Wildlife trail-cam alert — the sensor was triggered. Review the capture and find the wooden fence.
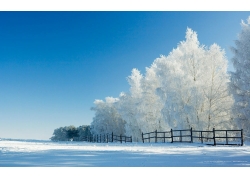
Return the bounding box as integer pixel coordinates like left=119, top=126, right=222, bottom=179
left=82, top=132, right=132, bottom=143
left=142, top=128, right=244, bottom=146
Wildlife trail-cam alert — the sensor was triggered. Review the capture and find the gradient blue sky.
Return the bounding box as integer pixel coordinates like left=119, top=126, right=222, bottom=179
left=1, top=11, right=250, bottom=140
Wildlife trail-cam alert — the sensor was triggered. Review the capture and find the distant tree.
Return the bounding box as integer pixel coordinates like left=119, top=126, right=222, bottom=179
left=50, top=127, right=68, bottom=141
left=66, top=125, right=79, bottom=141
left=50, top=125, right=91, bottom=141
left=230, top=16, right=250, bottom=138
left=77, top=125, right=91, bottom=140
left=90, top=97, right=126, bottom=135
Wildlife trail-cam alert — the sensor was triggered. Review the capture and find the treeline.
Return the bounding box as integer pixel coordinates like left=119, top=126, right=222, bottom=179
left=50, top=125, right=91, bottom=141
left=90, top=17, right=250, bottom=142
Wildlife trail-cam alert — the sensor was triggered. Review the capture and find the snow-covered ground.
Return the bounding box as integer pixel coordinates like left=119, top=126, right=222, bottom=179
left=1, top=139, right=250, bottom=167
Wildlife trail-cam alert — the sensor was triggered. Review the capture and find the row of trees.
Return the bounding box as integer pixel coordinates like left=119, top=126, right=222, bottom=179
left=50, top=125, right=91, bottom=141
left=90, top=17, right=250, bottom=142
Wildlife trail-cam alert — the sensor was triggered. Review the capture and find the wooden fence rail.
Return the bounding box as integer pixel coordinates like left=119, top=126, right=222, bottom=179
left=82, top=132, right=132, bottom=143
left=142, top=128, right=244, bottom=146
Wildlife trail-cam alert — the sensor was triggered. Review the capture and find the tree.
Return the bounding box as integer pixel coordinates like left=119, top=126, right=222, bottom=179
left=116, top=69, right=145, bottom=141
left=50, top=127, right=68, bottom=141
left=77, top=125, right=91, bottom=140
left=90, top=97, right=126, bottom=136
left=90, top=27, right=234, bottom=141
left=230, top=16, right=250, bottom=138
left=151, top=28, right=234, bottom=131
left=50, top=125, right=91, bottom=141
left=66, top=125, right=79, bottom=141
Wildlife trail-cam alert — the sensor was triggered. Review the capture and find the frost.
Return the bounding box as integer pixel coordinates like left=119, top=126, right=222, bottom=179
left=91, top=27, right=234, bottom=141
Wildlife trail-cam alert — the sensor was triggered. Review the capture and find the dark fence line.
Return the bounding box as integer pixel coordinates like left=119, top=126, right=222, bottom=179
left=81, top=132, right=132, bottom=143
left=142, top=128, right=244, bottom=146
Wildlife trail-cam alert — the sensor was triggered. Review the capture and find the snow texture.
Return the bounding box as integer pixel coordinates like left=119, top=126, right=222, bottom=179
left=1, top=139, right=250, bottom=167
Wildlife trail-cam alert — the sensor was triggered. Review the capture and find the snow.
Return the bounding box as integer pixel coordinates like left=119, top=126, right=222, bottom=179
left=1, top=139, right=249, bottom=180
left=1, top=139, right=250, bottom=167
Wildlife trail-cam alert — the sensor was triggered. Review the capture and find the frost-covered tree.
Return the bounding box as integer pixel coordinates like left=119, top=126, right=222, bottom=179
left=90, top=27, right=234, bottom=141
left=116, top=68, right=166, bottom=141
left=90, top=97, right=126, bottom=135
left=152, top=28, right=234, bottom=131
left=116, top=69, right=146, bottom=141
left=116, top=91, right=141, bottom=141
left=131, top=67, right=166, bottom=132
left=230, top=17, right=250, bottom=138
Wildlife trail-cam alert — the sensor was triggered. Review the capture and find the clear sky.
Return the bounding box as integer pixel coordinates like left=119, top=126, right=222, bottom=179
left=1, top=11, right=250, bottom=140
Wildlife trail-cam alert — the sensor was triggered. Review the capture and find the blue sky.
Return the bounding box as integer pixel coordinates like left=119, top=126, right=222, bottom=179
left=1, top=11, right=250, bottom=140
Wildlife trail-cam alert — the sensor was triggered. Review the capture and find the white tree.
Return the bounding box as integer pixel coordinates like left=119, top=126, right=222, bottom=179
left=136, top=67, right=167, bottom=132
left=90, top=27, right=234, bottom=142
left=201, top=44, right=234, bottom=130
left=115, top=69, right=144, bottom=141
left=230, top=16, right=250, bottom=138
left=116, top=68, right=167, bottom=141
left=90, top=97, right=126, bottom=135
left=151, top=28, right=234, bottom=131
left=116, top=92, right=141, bottom=141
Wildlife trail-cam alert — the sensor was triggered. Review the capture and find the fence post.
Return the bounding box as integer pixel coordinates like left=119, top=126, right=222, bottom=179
left=149, top=133, right=150, bottom=143
left=213, top=128, right=216, bottom=146
left=226, top=130, right=228, bottom=145
left=164, top=132, right=165, bottom=143
left=120, top=134, right=122, bottom=143
left=131, top=136, right=132, bottom=143
left=190, top=127, right=193, bottom=143
left=125, top=136, right=127, bottom=143
left=241, top=129, right=244, bottom=146
left=112, top=132, right=113, bottom=142
left=201, top=131, right=203, bottom=143
left=155, top=130, right=157, bottom=143
left=171, top=129, right=173, bottom=143
left=180, top=130, right=182, bottom=142
left=142, top=132, right=144, bottom=143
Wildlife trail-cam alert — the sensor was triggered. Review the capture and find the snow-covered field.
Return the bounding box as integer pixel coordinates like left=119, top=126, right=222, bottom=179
left=1, top=139, right=250, bottom=167
left=1, top=139, right=249, bottom=180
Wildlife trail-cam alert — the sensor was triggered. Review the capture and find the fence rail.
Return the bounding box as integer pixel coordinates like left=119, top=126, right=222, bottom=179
left=142, top=128, right=244, bottom=146
left=82, top=132, right=132, bottom=143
